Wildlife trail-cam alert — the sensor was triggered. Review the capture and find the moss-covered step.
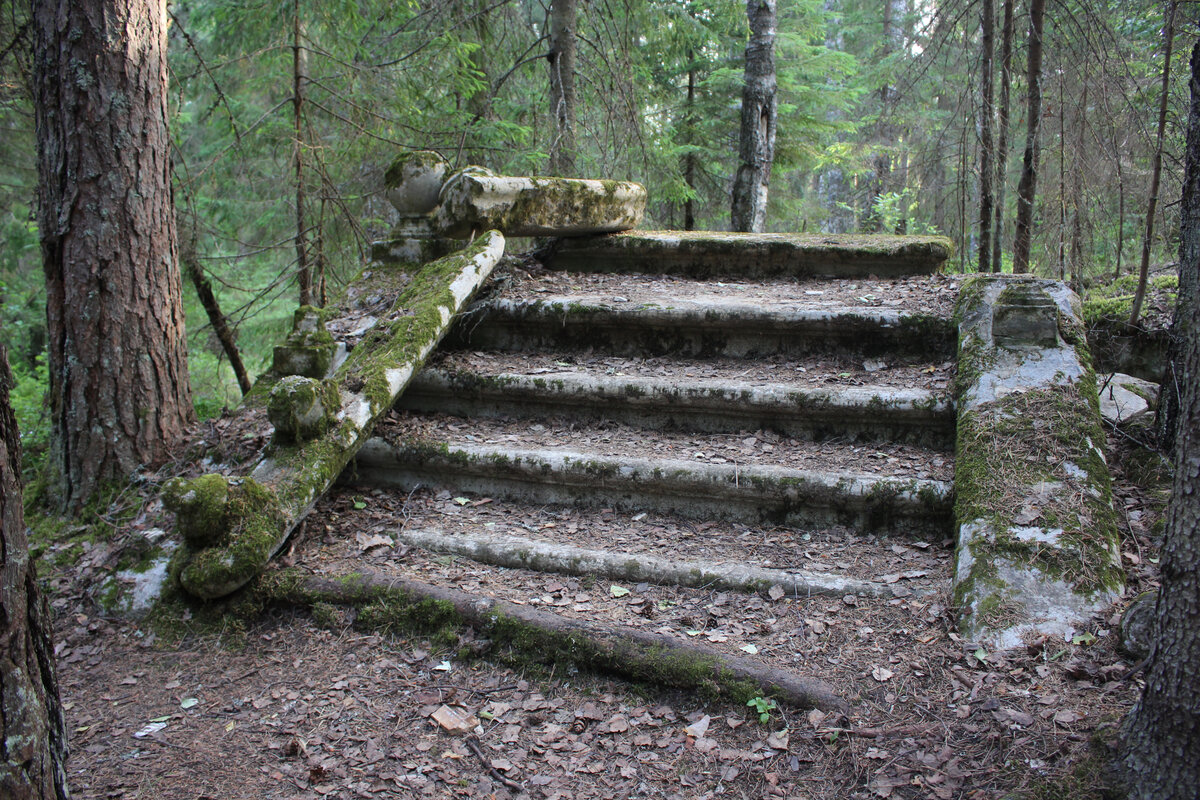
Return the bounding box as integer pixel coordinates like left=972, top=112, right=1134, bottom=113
left=544, top=231, right=954, bottom=279
left=444, top=296, right=955, bottom=360
left=400, top=367, right=954, bottom=449
left=952, top=275, right=1123, bottom=650
left=352, top=439, right=953, bottom=537
left=164, top=232, right=506, bottom=600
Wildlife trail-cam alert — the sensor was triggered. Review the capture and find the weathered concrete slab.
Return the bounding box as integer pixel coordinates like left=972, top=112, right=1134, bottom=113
left=433, top=170, right=646, bottom=238
left=353, top=439, right=953, bottom=537
left=952, top=276, right=1123, bottom=650
left=545, top=231, right=954, bottom=279
left=446, top=296, right=955, bottom=360
left=164, top=232, right=506, bottom=599
left=401, top=368, right=954, bottom=448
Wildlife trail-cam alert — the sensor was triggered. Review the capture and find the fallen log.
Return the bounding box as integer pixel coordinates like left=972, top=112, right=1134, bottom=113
left=264, top=568, right=849, bottom=713
left=394, top=527, right=912, bottom=599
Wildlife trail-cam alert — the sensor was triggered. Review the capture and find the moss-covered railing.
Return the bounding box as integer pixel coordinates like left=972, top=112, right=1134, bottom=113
left=164, top=232, right=506, bottom=599
left=952, top=276, right=1123, bottom=649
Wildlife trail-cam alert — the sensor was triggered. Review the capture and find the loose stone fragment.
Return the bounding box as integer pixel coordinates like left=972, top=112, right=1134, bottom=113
left=162, top=473, right=229, bottom=547
left=385, top=150, right=448, bottom=214
left=1119, top=591, right=1156, bottom=659
left=268, top=375, right=340, bottom=442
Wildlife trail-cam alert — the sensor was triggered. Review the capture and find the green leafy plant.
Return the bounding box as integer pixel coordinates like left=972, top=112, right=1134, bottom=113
left=747, top=695, right=777, bottom=724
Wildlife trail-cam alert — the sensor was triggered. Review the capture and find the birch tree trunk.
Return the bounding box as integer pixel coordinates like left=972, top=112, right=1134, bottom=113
left=33, top=0, right=193, bottom=513
left=1012, top=0, right=1046, bottom=274
left=1119, top=40, right=1200, bottom=795
left=0, top=346, right=69, bottom=800
left=730, top=0, right=777, bottom=233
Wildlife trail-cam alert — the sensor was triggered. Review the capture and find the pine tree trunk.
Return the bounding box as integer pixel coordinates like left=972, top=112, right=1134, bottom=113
left=0, top=346, right=69, bottom=800
left=547, top=0, right=578, bottom=178
left=683, top=55, right=697, bottom=231
left=1119, top=42, right=1200, bottom=795
left=180, top=230, right=252, bottom=397
left=990, top=0, right=1014, bottom=272
left=1129, top=0, right=1178, bottom=328
left=730, top=0, right=777, bottom=233
left=1012, top=0, right=1046, bottom=274
left=978, top=0, right=995, bottom=272
left=33, top=0, right=194, bottom=513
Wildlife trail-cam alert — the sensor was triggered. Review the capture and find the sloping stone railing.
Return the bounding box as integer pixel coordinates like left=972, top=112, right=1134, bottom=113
left=952, top=276, right=1123, bottom=648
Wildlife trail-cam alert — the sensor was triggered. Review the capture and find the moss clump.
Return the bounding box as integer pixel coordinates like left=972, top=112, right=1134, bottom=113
left=176, top=477, right=287, bottom=601
left=163, top=473, right=230, bottom=548
left=267, top=375, right=340, bottom=443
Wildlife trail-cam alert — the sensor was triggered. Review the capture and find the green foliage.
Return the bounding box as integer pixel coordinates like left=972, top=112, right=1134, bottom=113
left=747, top=695, right=778, bottom=724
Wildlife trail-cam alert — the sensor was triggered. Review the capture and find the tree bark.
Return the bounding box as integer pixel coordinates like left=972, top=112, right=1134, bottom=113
left=683, top=54, right=697, bottom=231
left=1119, top=40, right=1200, bottom=795
left=730, top=0, right=777, bottom=233
left=990, top=0, right=1014, bottom=272
left=547, top=0, right=578, bottom=178
left=33, top=0, right=194, bottom=513
left=0, top=346, right=69, bottom=800
left=978, top=0, right=995, bottom=272
left=1012, top=0, right=1046, bottom=274
left=1129, top=0, right=1178, bottom=328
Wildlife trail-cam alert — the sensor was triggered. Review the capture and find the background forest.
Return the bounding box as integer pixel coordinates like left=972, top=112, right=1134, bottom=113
left=0, top=0, right=1190, bottom=472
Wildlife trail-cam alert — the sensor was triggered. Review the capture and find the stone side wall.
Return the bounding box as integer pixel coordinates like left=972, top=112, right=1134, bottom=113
left=953, top=276, right=1123, bottom=649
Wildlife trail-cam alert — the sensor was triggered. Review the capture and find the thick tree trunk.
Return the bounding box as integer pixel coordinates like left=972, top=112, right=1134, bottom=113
left=1129, top=0, right=1178, bottom=328
left=730, top=0, right=777, bottom=233
left=1119, top=41, right=1200, bottom=796
left=1012, top=0, right=1046, bottom=274
left=33, top=0, right=193, bottom=513
left=990, top=0, right=1014, bottom=272
left=0, top=347, right=69, bottom=800
left=547, top=0, right=578, bottom=178
left=978, top=0, right=995, bottom=272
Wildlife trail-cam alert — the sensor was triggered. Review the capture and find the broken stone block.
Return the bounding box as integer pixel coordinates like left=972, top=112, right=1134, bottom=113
left=1098, top=372, right=1158, bottom=427
left=1119, top=591, right=1156, bottom=659
left=268, top=375, right=340, bottom=442
left=992, top=281, right=1059, bottom=349
left=272, top=305, right=336, bottom=378
left=433, top=170, right=646, bottom=238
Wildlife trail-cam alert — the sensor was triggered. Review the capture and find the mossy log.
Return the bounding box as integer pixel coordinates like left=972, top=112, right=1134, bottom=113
left=267, top=569, right=849, bottom=713
left=170, top=232, right=506, bottom=600
left=395, top=528, right=914, bottom=599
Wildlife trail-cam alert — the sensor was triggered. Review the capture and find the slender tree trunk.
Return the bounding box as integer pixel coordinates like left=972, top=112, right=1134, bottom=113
left=179, top=231, right=251, bottom=396
left=0, top=346, right=69, bottom=800
left=991, top=0, right=1014, bottom=272
left=33, top=0, right=194, bottom=513
left=1057, top=70, right=1067, bottom=281
left=1070, top=72, right=1088, bottom=291
left=1116, top=159, right=1126, bottom=279
left=1119, top=42, right=1200, bottom=796
left=978, top=0, right=995, bottom=272
left=683, top=54, right=697, bottom=231
left=547, top=0, right=578, bottom=177
left=731, top=0, right=778, bottom=233
left=293, top=0, right=311, bottom=306
left=1012, top=0, right=1047, bottom=274
left=1130, top=0, right=1178, bottom=327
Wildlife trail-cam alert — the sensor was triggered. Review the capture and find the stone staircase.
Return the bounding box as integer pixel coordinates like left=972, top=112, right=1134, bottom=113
left=342, top=233, right=960, bottom=614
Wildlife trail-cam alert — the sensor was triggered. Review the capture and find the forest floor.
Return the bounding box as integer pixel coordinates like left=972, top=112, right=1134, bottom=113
left=40, top=424, right=1166, bottom=800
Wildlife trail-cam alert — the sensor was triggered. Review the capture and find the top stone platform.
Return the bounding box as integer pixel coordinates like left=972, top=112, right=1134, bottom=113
left=544, top=231, right=954, bottom=279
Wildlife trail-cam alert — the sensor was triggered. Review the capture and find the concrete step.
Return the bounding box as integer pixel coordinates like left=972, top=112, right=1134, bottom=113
left=400, top=362, right=954, bottom=448
left=352, top=433, right=953, bottom=537
left=446, top=294, right=954, bottom=360
left=543, top=231, right=954, bottom=279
